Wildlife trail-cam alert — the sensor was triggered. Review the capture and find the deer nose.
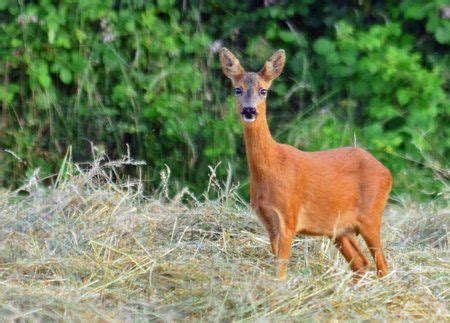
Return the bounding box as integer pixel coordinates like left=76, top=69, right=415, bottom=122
left=242, top=107, right=257, bottom=115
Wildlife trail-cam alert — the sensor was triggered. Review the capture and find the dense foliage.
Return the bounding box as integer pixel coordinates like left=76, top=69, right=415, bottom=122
left=0, top=0, right=449, bottom=199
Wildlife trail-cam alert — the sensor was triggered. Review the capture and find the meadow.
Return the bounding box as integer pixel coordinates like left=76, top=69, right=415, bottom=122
left=0, top=157, right=448, bottom=321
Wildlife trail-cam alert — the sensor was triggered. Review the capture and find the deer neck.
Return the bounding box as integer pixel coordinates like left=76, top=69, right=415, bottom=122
left=243, top=102, right=277, bottom=178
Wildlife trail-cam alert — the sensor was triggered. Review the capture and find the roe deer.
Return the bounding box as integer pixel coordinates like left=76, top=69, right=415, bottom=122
left=219, top=48, right=392, bottom=281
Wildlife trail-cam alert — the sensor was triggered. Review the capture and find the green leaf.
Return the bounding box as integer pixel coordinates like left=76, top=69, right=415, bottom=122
left=34, top=61, right=52, bottom=88
left=38, top=74, right=52, bottom=88
left=396, top=88, right=412, bottom=106
left=48, top=29, right=56, bottom=44
left=435, top=26, right=450, bottom=44
left=0, top=0, right=8, bottom=10
left=313, top=38, right=335, bottom=55
left=59, top=68, right=72, bottom=84
left=404, top=4, right=428, bottom=20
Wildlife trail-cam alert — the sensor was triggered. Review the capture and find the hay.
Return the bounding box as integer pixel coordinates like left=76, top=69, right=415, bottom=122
left=0, top=159, right=448, bottom=321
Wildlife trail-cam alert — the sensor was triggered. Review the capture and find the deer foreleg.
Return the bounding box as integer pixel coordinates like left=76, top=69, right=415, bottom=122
left=276, top=228, right=294, bottom=281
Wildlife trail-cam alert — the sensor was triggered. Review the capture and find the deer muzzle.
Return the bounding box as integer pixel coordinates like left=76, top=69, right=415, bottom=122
left=241, top=107, right=258, bottom=122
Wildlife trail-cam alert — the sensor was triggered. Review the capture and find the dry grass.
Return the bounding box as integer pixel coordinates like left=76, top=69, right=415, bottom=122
left=0, top=158, right=448, bottom=321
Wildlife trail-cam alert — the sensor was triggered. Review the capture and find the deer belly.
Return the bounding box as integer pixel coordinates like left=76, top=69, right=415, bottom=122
left=295, top=205, right=358, bottom=237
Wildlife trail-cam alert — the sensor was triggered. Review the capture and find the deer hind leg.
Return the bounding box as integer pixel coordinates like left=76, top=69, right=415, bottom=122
left=359, top=226, right=388, bottom=277
left=334, top=234, right=370, bottom=275
left=348, top=234, right=370, bottom=269
left=358, top=189, right=390, bottom=277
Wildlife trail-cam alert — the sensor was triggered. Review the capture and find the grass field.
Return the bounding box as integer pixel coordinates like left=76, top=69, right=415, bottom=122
left=0, top=158, right=448, bottom=321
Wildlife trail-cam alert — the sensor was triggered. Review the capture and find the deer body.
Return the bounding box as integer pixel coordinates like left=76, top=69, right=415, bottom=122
left=220, top=48, right=392, bottom=280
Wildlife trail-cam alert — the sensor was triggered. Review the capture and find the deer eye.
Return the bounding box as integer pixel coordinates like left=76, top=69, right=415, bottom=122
left=259, top=88, right=267, bottom=96
left=235, top=88, right=243, bottom=95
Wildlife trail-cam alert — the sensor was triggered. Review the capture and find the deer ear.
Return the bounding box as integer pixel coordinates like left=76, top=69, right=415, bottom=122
left=220, top=48, right=245, bottom=80
left=259, top=49, right=286, bottom=81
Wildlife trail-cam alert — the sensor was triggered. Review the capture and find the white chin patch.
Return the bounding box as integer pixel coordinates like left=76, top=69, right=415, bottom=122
left=242, top=115, right=256, bottom=122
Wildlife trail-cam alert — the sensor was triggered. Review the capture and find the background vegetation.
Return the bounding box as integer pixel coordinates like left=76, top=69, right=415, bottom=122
left=1, top=0, right=449, bottom=200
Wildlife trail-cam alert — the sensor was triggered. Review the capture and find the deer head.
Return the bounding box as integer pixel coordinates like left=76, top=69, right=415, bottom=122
left=220, top=48, right=286, bottom=123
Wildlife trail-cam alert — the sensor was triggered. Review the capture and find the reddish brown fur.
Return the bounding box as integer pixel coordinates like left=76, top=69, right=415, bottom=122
left=220, top=48, right=392, bottom=280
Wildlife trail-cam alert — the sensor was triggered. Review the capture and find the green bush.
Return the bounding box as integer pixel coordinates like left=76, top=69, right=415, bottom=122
left=0, top=0, right=448, bottom=199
